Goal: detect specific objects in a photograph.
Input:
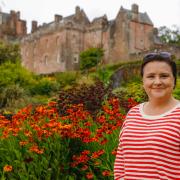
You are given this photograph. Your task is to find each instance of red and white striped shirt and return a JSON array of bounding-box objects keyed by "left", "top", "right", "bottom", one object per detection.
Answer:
[{"left": 114, "top": 102, "right": 180, "bottom": 180}]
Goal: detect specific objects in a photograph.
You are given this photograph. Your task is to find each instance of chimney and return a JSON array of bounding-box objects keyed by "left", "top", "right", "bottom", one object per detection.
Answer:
[
  {"left": 75, "top": 6, "right": 80, "bottom": 15},
  {"left": 17, "top": 11, "right": 20, "bottom": 20},
  {"left": 54, "top": 14, "right": 62, "bottom": 23},
  {"left": 31, "top": 20, "right": 38, "bottom": 33},
  {"left": 131, "top": 4, "right": 139, "bottom": 14},
  {"left": 10, "top": 10, "right": 16, "bottom": 15},
  {"left": 131, "top": 4, "right": 139, "bottom": 21}
]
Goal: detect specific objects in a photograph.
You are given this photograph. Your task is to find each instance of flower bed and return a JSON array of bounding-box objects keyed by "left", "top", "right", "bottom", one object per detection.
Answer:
[{"left": 0, "top": 98, "right": 137, "bottom": 179}]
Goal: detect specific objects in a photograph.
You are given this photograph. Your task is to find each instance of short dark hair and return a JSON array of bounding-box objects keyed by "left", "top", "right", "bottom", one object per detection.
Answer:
[{"left": 140, "top": 52, "right": 177, "bottom": 87}]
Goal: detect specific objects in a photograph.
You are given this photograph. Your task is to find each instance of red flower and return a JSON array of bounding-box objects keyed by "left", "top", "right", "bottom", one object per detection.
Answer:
[
  {"left": 3, "top": 165, "right": 13, "bottom": 172},
  {"left": 91, "top": 149, "right": 105, "bottom": 159},
  {"left": 100, "top": 138, "right": 108, "bottom": 145},
  {"left": 19, "top": 141, "right": 28, "bottom": 146},
  {"left": 81, "top": 165, "right": 88, "bottom": 171},
  {"left": 86, "top": 172, "right": 94, "bottom": 179},
  {"left": 102, "top": 170, "right": 111, "bottom": 176},
  {"left": 29, "top": 145, "right": 44, "bottom": 154},
  {"left": 111, "top": 148, "right": 117, "bottom": 155}
]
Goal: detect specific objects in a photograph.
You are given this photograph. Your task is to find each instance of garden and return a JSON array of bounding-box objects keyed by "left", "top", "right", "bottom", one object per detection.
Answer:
[{"left": 0, "top": 42, "right": 179, "bottom": 179}]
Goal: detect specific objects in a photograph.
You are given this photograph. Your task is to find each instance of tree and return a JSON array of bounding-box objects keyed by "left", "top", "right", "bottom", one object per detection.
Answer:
[
  {"left": 80, "top": 47, "right": 104, "bottom": 72},
  {"left": 0, "top": 41, "right": 21, "bottom": 65},
  {"left": 158, "top": 26, "right": 180, "bottom": 46}
]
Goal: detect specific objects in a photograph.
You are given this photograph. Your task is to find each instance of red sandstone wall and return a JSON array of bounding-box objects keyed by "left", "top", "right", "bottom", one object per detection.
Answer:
[{"left": 129, "top": 21, "right": 153, "bottom": 52}]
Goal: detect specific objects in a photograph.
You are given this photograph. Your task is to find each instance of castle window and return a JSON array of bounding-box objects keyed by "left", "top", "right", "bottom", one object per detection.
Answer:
[
  {"left": 73, "top": 54, "right": 79, "bottom": 63},
  {"left": 140, "top": 39, "right": 144, "bottom": 47},
  {"left": 56, "top": 53, "right": 61, "bottom": 63},
  {"left": 44, "top": 55, "right": 48, "bottom": 65}
]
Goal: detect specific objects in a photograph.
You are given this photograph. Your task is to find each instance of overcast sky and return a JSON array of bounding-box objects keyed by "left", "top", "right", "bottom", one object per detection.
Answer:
[{"left": 1, "top": 0, "right": 180, "bottom": 32}]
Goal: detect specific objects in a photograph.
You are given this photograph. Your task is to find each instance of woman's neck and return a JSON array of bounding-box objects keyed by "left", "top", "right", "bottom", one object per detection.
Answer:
[
  {"left": 144, "top": 97, "right": 179, "bottom": 116},
  {"left": 148, "top": 96, "right": 176, "bottom": 108}
]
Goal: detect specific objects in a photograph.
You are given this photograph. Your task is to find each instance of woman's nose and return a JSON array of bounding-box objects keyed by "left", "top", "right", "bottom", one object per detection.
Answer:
[{"left": 153, "top": 77, "right": 162, "bottom": 85}]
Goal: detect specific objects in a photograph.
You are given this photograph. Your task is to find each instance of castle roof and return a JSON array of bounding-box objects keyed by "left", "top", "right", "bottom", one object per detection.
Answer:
[
  {"left": 92, "top": 14, "right": 107, "bottom": 23},
  {"left": 124, "top": 8, "right": 153, "bottom": 25},
  {"left": 0, "top": 12, "right": 10, "bottom": 23}
]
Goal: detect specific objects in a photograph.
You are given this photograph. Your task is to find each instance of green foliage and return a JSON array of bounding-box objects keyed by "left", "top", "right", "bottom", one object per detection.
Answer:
[
  {"left": 29, "top": 78, "right": 59, "bottom": 96},
  {"left": 55, "top": 71, "right": 78, "bottom": 88},
  {"left": 0, "top": 84, "right": 26, "bottom": 108},
  {"left": 91, "top": 67, "right": 112, "bottom": 86},
  {"left": 0, "top": 61, "right": 35, "bottom": 90},
  {"left": 113, "top": 80, "right": 148, "bottom": 103},
  {"left": 80, "top": 48, "right": 104, "bottom": 71},
  {"left": 105, "top": 60, "right": 141, "bottom": 72},
  {"left": 158, "top": 26, "right": 180, "bottom": 46},
  {"left": 173, "top": 78, "right": 180, "bottom": 99},
  {"left": 0, "top": 41, "right": 20, "bottom": 65}
]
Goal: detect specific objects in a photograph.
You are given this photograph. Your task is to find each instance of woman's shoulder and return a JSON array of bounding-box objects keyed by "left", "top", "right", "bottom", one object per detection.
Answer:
[
  {"left": 128, "top": 103, "right": 142, "bottom": 112},
  {"left": 126, "top": 103, "right": 143, "bottom": 116}
]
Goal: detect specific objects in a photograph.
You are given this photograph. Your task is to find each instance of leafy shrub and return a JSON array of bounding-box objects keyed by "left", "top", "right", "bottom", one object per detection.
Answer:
[
  {"left": 91, "top": 67, "right": 112, "bottom": 86},
  {"left": 0, "top": 62, "right": 36, "bottom": 90},
  {"left": 57, "top": 79, "right": 113, "bottom": 116},
  {"left": 29, "top": 78, "right": 59, "bottom": 96},
  {"left": 80, "top": 48, "right": 104, "bottom": 71},
  {"left": 0, "top": 84, "right": 26, "bottom": 108},
  {"left": 0, "top": 41, "right": 20, "bottom": 65},
  {"left": 113, "top": 81, "right": 148, "bottom": 104},
  {"left": 55, "top": 71, "right": 77, "bottom": 88},
  {"left": 173, "top": 78, "right": 180, "bottom": 99}
]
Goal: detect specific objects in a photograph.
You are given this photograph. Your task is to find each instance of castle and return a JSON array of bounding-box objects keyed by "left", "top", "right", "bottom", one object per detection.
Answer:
[
  {"left": 0, "top": 4, "right": 172, "bottom": 74},
  {"left": 0, "top": 10, "right": 26, "bottom": 41}
]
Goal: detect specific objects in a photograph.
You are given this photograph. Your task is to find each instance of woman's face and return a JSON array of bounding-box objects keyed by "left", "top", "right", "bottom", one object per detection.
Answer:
[{"left": 142, "top": 61, "right": 175, "bottom": 101}]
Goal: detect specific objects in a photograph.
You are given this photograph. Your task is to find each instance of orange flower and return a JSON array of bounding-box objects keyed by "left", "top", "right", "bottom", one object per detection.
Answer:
[
  {"left": 86, "top": 172, "right": 94, "bottom": 179},
  {"left": 19, "top": 141, "right": 28, "bottom": 146},
  {"left": 24, "top": 130, "right": 32, "bottom": 137},
  {"left": 111, "top": 148, "right": 117, "bottom": 156},
  {"left": 102, "top": 170, "right": 111, "bottom": 176},
  {"left": 29, "top": 145, "right": 44, "bottom": 154},
  {"left": 3, "top": 165, "right": 13, "bottom": 172},
  {"left": 91, "top": 149, "right": 105, "bottom": 159},
  {"left": 100, "top": 138, "right": 108, "bottom": 145},
  {"left": 94, "top": 161, "right": 101, "bottom": 165},
  {"left": 81, "top": 165, "right": 88, "bottom": 171}
]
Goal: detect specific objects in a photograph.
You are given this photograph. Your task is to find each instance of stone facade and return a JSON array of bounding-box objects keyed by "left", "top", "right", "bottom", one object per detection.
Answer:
[
  {"left": 20, "top": 4, "right": 157, "bottom": 74},
  {"left": 0, "top": 10, "right": 27, "bottom": 42}
]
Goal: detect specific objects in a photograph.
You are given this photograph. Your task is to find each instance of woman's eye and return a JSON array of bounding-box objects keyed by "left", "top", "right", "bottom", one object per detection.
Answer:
[
  {"left": 147, "top": 75, "right": 154, "bottom": 78},
  {"left": 160, "top": 74, "right": 169, "bottom": 78}
]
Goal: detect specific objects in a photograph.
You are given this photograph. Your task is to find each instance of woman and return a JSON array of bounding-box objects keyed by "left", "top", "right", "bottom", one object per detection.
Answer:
[{"left": 114, "top": 52, "right": 180, "bottom": 179}]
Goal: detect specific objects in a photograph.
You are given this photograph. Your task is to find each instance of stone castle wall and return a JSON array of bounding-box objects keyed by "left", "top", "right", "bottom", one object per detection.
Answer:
[
  {"left": 20, "top": 4, "right": 157, "bottom": 74},
  {"left": 2, "top": 5, "right": 179, "bottom": 75}
]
